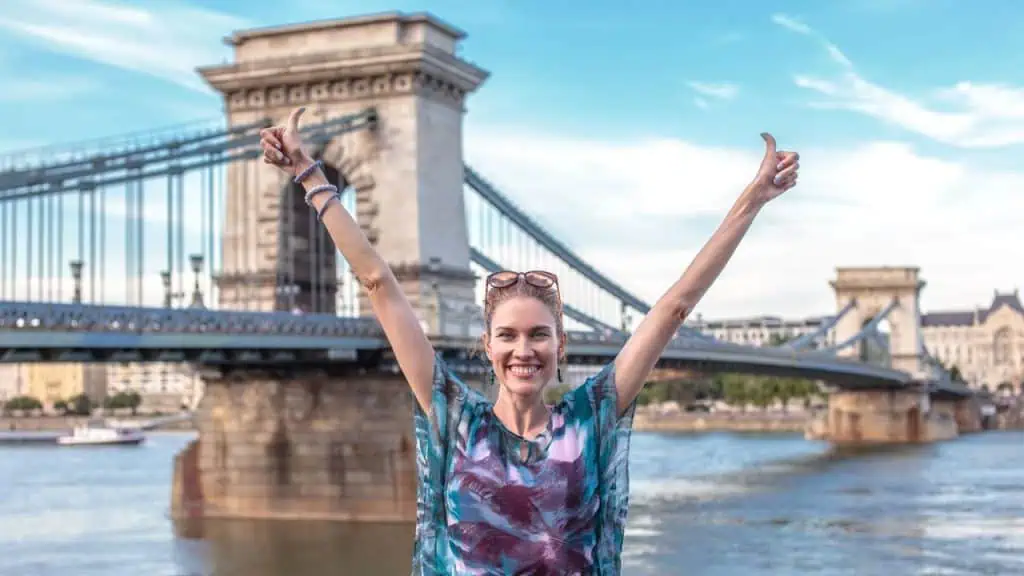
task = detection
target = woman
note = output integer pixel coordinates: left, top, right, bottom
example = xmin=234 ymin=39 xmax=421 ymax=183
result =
xmin=260 ymin=107 xmax=799 ymax=575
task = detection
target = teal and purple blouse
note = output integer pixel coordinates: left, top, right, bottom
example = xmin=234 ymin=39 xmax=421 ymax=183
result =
xmin=411 ymin=355 xmax=636 ymax=575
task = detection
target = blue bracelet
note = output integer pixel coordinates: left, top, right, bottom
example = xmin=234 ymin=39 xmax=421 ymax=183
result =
xmin=304 ymin=183 xmax=338 ymax=207
xmin=294 ymin=159 xmax=323 ymax=184
xmin=316 ymin=192 xmax=341 ymax=221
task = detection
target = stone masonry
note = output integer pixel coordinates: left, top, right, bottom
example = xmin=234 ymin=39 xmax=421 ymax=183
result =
xmin=175 ymin=369 xmax=418 ymax=521
xmin=830 ymin=267 xmax=926 ymax=377
xmin=199 ymin=12 xmax=489 ymax=335
xmin=803 ymin=388 xmax=981 ymax=444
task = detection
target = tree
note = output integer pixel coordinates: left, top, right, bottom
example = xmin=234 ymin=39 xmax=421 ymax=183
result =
xmin=53 ymin=399 xmax=69 ymax=415
xmin=722 ymin=374 xmax=749 ymax=410
xmin=126 ymin=391 xmax=142 ymax=415
xmin=4 ymin=395 xmax=42 ymax=413
xmin=67 ymin=394 xmax=92 ymax=416
xmin=948 ymin=364 xmax=964 ymax=383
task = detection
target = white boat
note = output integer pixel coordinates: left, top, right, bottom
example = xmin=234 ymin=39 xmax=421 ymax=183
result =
xmin=57 ymin=425 xmax=146 ymax=446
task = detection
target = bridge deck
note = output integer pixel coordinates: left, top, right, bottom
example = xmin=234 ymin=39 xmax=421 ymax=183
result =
xmin=0 ymin=301 xmax=911 ymax=388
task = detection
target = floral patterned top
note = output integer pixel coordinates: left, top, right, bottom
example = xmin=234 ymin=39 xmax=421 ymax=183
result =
xmin=411 ymin=355 xmax=636 ymax=575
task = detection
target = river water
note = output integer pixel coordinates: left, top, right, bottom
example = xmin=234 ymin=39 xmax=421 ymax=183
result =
xmin=1 ymin=430 xmax=1021 ymax=575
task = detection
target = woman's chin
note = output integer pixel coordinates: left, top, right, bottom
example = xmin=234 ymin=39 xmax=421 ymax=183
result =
xmin=502 ymin=374 xmax=548 ymax=396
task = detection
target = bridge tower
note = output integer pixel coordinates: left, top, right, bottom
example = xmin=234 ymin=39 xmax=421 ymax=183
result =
xmin=199 ymin=12 xmax=488 ymax=334
xmin=830 ymin=267 xmax=926 ymax=377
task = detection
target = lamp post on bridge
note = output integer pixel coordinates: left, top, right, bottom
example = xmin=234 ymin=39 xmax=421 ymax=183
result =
xmin=161 ymin=271 xmax=185 ymax=308
xmin=188 ymin=254 xmax=205 ymax=309
xmin=276 ymin=283 xmax=301 ymax=313
xmin=69 ymin=260 xmax=83 ymax=304
xmin=428 ymin=257 xmax=444 ymax=334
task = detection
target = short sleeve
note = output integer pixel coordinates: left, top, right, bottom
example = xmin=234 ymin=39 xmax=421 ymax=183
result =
xmin=570 ymin=362 xmax=636 ymax=574
xmin=411 ymin=353 xmax=478 ymax=575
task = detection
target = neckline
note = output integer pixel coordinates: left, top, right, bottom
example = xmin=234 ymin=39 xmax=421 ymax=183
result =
xmin=488 ymin=401 xmax=566 ymax=466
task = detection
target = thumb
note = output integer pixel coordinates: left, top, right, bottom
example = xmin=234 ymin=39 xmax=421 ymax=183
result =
xmin=760 ymin=132 xmax=777 ymax=161
xmin=287 ymin=107 xmax=306 ymax=134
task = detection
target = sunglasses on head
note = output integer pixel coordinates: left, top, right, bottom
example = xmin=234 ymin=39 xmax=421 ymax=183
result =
xmin=485 ymin=270 xmax=560 ymax=292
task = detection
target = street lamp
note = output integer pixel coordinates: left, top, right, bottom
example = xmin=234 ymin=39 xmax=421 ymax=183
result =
xmin=161 ymin=270 xmax=172 ymax=308
xmin=427 ymin=257 xmax=443 ymax=334
xmin=70 ymin=260 xmax=83 ymax=304
xmin=276 ymin=283 xmax=300 ymax=312
xmin=189 ymin=254 xmax=205 ymax=309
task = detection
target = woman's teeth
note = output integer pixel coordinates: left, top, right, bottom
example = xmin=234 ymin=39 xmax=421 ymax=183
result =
xmin=509 ymin=365 xmax=539 ymax=378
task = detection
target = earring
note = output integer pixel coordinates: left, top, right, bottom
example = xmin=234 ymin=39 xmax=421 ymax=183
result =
xmin=557 ymin=367 xmax=563 ymax=383
xmin=488 ymin=368 xmax=495 ymax=388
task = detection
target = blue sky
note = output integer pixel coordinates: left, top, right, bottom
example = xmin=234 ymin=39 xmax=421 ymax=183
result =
xmin=1 ymin=0 xmax=1022 ymax=318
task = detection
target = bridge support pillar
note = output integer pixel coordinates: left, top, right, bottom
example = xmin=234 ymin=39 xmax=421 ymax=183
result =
xmin=171 ymin=369 xmax=426 ymax=522
xmin=200 ymin=13 xmax=489 ymax=336
xmin=806 ymin=388 xmax=961 ymax=445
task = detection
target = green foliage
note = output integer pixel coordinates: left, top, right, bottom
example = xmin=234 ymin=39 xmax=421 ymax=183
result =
xmin=948 ymin=364 xmax=964 ymax=383
xmin=636 ymin=371 xmax=823 ymax=411
xmin=67 ymin=393 xmax=92 ymax=416
xmin=53 ymin=399 xmax=69 ymax=414
xmin=104 ymin=391 xmax=143 ymax=414
xmin=4 ymin=395 xmax=43 ymax=412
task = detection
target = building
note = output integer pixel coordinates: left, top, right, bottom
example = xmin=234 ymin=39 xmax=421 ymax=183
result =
xmin=25 ymin=363 xmax=107 ymax=409
xmin=922 ymin=290 xmax=1024 ymax=393
xmin=688 ymin=314 xmax=836 ymax=348
xmin=106 ymin=362 xmax=201 ymax=413
xmin=0 ymin=364 xmax=28 ymax=402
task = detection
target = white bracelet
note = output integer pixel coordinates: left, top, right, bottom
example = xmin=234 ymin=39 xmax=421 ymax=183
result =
xmin=304 ymin=184 xmax=338 ymax=207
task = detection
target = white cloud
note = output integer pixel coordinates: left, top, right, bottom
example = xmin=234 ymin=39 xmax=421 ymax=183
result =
xmin=0 ymin=77 xmax=99 ymax=101
xmin=687 ymin=81 xmax=740 ymax=101
xmin=772 ymin=13 xmax=1024 ymax=148
xmin=770 ymin=14 xmax=813 ymax=35
xmin=465 ymin=125 xmax=1024 ymax=320
xmin=0 ymin=0 xmax=247 ymax=93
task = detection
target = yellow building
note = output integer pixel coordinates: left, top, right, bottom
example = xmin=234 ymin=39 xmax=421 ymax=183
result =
xmin=25 ymin=363 xmax=107 ymax=409
xmin=922 ymin=290 xmax=1024 ymax=393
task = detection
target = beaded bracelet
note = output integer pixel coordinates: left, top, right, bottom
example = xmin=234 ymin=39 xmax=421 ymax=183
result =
xmin=304 ymin=183 xmax=338 ymax=207
xmin=294 ymin=159 xmax=323 ymax=184
xmin=316 ymin=192 xmax=341 ymax=221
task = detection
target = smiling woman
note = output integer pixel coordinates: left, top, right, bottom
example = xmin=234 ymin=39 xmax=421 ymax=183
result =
xmin=258 ymin=106 xmax=800 ymax=575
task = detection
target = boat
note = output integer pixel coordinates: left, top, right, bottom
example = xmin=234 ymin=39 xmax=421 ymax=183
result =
xmin=56 ymin=425 xmax=146 ymax=446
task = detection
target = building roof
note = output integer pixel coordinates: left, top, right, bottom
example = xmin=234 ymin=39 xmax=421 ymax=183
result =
xmin=921 ymin=289 xmax=1023 ymax=327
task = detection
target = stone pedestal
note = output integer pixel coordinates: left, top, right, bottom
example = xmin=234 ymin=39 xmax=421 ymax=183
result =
xmin=805 ymin=388 xmax=959 ymax=445
xmin=171 ymin=369 xmax=420 ymax=522
xmin=953 ymin=396 xmax=983 ymax=433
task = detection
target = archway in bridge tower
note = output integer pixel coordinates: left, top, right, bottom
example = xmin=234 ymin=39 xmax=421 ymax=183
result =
xmin=276 ymin=161 xmax=348 ymax=315
xmin=858 ymin=316 xmax=892 ymax=365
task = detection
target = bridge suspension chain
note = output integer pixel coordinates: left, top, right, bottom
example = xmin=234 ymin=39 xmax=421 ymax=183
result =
xmin=0 ymin=110 xmax=376 ymax=314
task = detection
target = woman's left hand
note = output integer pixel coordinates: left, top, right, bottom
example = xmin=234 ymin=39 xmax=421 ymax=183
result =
xmin=747 ymin=132 xmax=799 ymax=205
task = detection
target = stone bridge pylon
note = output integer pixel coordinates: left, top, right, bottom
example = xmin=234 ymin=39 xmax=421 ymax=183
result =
xmin=173 ymin=12 xmax=491 ymax=524
xmin=200 ymin=12 xmax=488 ymax=336
xmin=830 ymin=266 xmax=926 ymax=377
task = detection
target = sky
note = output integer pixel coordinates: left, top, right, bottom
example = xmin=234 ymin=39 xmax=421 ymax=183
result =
xmin=0 ymin=0 xmax=1022 ymax=320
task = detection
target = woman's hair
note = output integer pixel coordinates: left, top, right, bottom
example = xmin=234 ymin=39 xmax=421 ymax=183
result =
xmin=483 ymin=281 xmax=564 ymax=338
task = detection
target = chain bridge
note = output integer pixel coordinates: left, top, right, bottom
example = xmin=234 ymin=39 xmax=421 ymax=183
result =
xmin=0 ymin=12 xmax=983 ymax=523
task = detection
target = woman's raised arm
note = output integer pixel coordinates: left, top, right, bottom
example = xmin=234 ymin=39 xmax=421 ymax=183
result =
xmin=260 ymin=107 xmax=437 ymax=414
xmin=612 ymin=133 xmax=800 ymax=416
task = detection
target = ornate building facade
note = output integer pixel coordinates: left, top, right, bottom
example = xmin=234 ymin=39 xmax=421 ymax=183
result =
xmin=922 ymin=290 xmax=1024 ymax=392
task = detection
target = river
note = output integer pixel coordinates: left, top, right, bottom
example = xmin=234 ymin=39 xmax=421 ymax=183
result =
xmin=1 ymin=430 xmax=1021 ymax=575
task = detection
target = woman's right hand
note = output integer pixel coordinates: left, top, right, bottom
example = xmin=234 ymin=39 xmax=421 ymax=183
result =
xmin=260 ymin=107 xmax=311 ymax=177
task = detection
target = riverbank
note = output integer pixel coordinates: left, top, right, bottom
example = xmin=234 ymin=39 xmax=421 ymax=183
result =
xmin=1 ymin=415 xmax=195 ymax=432
xmin=633 ymin=408 xmax=809 ymax=434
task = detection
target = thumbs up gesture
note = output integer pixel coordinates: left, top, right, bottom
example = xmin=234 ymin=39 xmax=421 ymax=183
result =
xmin=748 ymin=133 xmax=799 ymax=205
xmin=260 ymin=107 xmax=311 ymax=176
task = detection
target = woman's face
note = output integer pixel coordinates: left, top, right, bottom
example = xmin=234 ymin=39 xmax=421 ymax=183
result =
xmin=485 ymin=296 xmax=562 ymax=397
